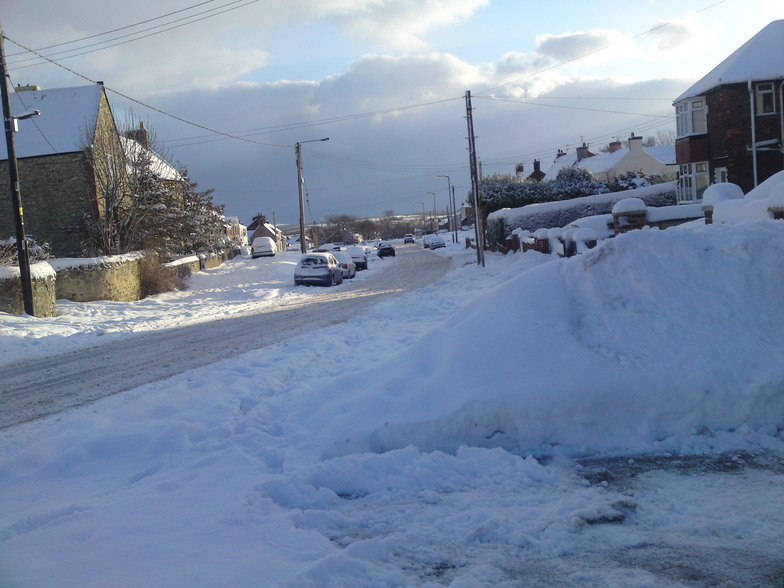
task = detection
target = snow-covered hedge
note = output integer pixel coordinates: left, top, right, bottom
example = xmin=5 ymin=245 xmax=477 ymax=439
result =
xmin=486 ymin=182 xmax=676 ymax=243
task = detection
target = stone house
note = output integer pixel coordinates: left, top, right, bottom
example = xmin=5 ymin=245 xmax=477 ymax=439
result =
xmin=673 ymin=20 xmax=784 ymax=203
xmin=0 ymin=83 xmax=121 ymax=256
xmin=544 ymin=134 xmax=676 ymax=182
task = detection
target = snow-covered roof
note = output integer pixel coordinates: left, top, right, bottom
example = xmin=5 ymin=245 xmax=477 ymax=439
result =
xmin=675 ymin=19 xmax=784 ymax=102
xmin=545 ymin=144 xmax=675 ymax=178
xmin=120 ymin=137 xmax=182 ymax=182
xmin=0 ymin=85 xmax=105 ymax=160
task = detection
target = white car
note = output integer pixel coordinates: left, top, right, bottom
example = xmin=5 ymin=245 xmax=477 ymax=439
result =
xmin=251 ymin=236 xmax=277 ymax=258
xmin=332 ymin=250 xmax=357 ymax=279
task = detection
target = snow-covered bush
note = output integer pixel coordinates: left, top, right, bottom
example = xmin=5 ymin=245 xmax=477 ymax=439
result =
xmin=485 ymin=182 xmax=677 ymax=243
xmin=0 ymin=237 xmax=52 ymax=267
xmin=550 ymin=167 xmax=609 ymax=200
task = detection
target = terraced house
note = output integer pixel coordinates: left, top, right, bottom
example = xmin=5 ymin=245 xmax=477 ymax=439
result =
xmin=674 ymin=20 xmax=784 ymax=203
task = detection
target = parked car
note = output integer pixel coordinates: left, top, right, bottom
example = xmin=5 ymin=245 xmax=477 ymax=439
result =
xmin=422 ymin=234 xmax=437 ymax=249
xmin=377 ymin=242 xmax=396 ymax=257
xmin=347 ymin=246 xmax=368 ymax=270
xmin=403 ymin=234 xmax=415 ymax=244
xmin=332 ymin=250 xmax=357 ymax=279
xmin=428 ymin=235 xmax=446 ymax=250
xmin=251 ymin=236 xmax=277 ymax=258
xmin=294 ymin=252 xmax=344 ymax=286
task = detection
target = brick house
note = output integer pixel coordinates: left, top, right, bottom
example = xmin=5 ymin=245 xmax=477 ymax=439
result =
xmin=0 ymin=83 xmax=121 ymax=256
xmin=673 ymin=20 xmax=784 ymax=203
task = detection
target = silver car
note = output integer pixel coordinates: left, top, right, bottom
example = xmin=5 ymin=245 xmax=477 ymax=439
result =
xmin=294 ymin=253 xmax=344 ymax=287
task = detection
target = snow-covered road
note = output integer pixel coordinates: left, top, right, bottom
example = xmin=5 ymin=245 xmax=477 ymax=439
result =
xmin=0 ymin=245 xmax=449 ymax=429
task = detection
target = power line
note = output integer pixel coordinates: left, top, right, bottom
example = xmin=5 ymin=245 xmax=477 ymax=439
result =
xmin=2 ymin=33 xmax=291 ymax=148
xmin=5 ymin=0 xmax=221 ymax=57
xmin=7 ymin=0 xmax=259 ymax=69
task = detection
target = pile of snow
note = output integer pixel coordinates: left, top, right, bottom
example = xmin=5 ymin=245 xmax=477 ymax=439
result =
xmin=294 ymin=222 xmax=784 ymax=460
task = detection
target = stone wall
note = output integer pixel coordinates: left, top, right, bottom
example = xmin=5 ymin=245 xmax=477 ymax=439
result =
xmin=0 ymin=263 xmax=57 ymax=317
xmin=50 ymin=253 xmax=146 ymax=302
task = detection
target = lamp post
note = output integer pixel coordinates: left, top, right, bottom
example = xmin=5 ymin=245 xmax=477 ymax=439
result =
xmin=1 ymin=27 xmax=40 ymax=316
xmin=437 ymin=175 xmax=457 ymax=243
xmin=426 ymin=191 xmax=436 ymax=233
xmin=295 ymin=137 xmax=329 ymax=253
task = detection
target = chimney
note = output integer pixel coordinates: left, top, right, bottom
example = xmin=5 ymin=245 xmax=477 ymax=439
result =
xmin=15 ymin=84 xmax=41 ymax=92
xmin=125 ymin=122 xmax=150 ymax=149
xmin=556 ymin=148 xmax=566 ymax=159
xmin=628 ymin=133 xmax=642 ymax=152
xmin=608 ymin=140 xmax=622 ymax=152
xmin=576 ymin=142 xmax=594 ymax=163
xmin=515 ymin=163 xmax=524 ymax=176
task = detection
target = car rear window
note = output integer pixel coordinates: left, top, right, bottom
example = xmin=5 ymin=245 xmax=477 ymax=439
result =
xmin=301 ymin=256 xmax=326 ymax=266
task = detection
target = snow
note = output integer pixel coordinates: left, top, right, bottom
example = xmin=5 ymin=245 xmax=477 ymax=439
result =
xmin=675 ymin=19 xmax=784 ymax=102
xmin=1 ymin=211 xmax=784 ymax=585
xmin=611 ymin=197 xmax=645 ymax=214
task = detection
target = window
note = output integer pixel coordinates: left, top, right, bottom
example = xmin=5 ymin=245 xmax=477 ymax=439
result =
xmin=678 ymin=162 xmax=710 ymax=203
xmin=715 ymin=167 xmax=728 ymax=183
xmin=676 ymin=99 xmax=707 ymax=137
xmin=756 ymin=83 xmax=775 ymax=114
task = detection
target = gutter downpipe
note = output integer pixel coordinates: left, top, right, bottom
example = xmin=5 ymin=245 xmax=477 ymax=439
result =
xmin=749 ymin=79 xmax=758 ymax=187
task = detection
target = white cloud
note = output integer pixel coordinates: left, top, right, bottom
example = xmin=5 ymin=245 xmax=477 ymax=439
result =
xmin=534 ymin=29 xmax=638 ymax=66
xmin=324 ymin=0 xmax=490 ymax=51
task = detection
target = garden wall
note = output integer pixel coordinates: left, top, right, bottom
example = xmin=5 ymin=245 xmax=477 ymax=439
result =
xmin=0 ymin=262 xmax=57 ymax=317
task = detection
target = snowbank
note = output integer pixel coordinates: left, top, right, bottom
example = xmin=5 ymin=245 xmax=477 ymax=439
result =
xmin=288 ymin=222 xmax=784 ymax=459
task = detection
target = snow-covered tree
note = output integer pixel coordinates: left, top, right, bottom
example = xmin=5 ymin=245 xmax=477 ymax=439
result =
xmin=81 ymin=115 xmax=223 ymax=257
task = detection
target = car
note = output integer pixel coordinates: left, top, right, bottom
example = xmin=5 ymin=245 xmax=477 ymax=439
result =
xmin=422 ymin=234 xmax=437 ymax=249
xmin=332 ymin=250 xmax=357 ymax=279
xmin=403 ymin=234 xmax=415 ymax=244
xmin=251 ymin=236 xmax=277 ymax=258
xmin=428 ymin=235 xmax=446 ymax=250
xmin=347 ymin=246 xmax=368 ymax=270
xmin=377 ymin=242 xmax=396 ymax=257
xmin=294 ymin=252 xmax=344 ymax=286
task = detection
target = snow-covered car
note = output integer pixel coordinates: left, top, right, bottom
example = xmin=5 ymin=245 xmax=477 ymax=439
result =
xmin=294 ymin=252 xmax=344 ymax=286
xmin=428 ymin=235 xmax=446 ymax=250
xmin=377 ymin=242 xmax=396 ymax=257
xmin=403 ymin=234 xmax=415 ymax=244
xmin=332 ymin=250 xmax=357 ymax=279
xmin=251 ymin=236 xmax=277 ymax=258
xmin=422 ymin=234 xmax=438 ymax=249
xmin=347 ymin=246 xmax=368 ymax=270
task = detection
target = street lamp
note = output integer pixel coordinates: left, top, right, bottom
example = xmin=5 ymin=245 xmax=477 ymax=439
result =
xmin=295 ymin=137 xmax=329 ymax=253
xmin=426 ymin=191 xmax=436 ymax=232
xmin=1 ymin=28 xmax=41 ymax=316
xmin=437 ymin=175 xmax=457 ymax=243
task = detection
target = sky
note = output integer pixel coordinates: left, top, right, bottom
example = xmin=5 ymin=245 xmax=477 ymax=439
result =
xmin=3 ymin=0 xmax=784 ymax=225
xmin=1 ymin=176 xmax=783 ymax=585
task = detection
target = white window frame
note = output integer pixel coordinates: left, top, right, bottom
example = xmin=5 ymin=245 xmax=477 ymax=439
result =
xmin=676 ymin=98 xmax=707 ymax=137
xmin=714 ymin=167 xmax=728 ymax=184
xmin=678 ymin=162 xmax=710 ymax=203
xmin=756 ymin=82 xmax=776 ymax=115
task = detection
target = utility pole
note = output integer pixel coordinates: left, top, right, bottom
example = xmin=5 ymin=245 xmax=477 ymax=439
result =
xmin=465 ymin=90 xmax=484 ymax=267
xmin=451 ymin=184 xmax=457 ymax=243
xmin=0 ymin=26 xmax=36 ymax=314
xmin=295 ymin=137 xmax=328 ymax=253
